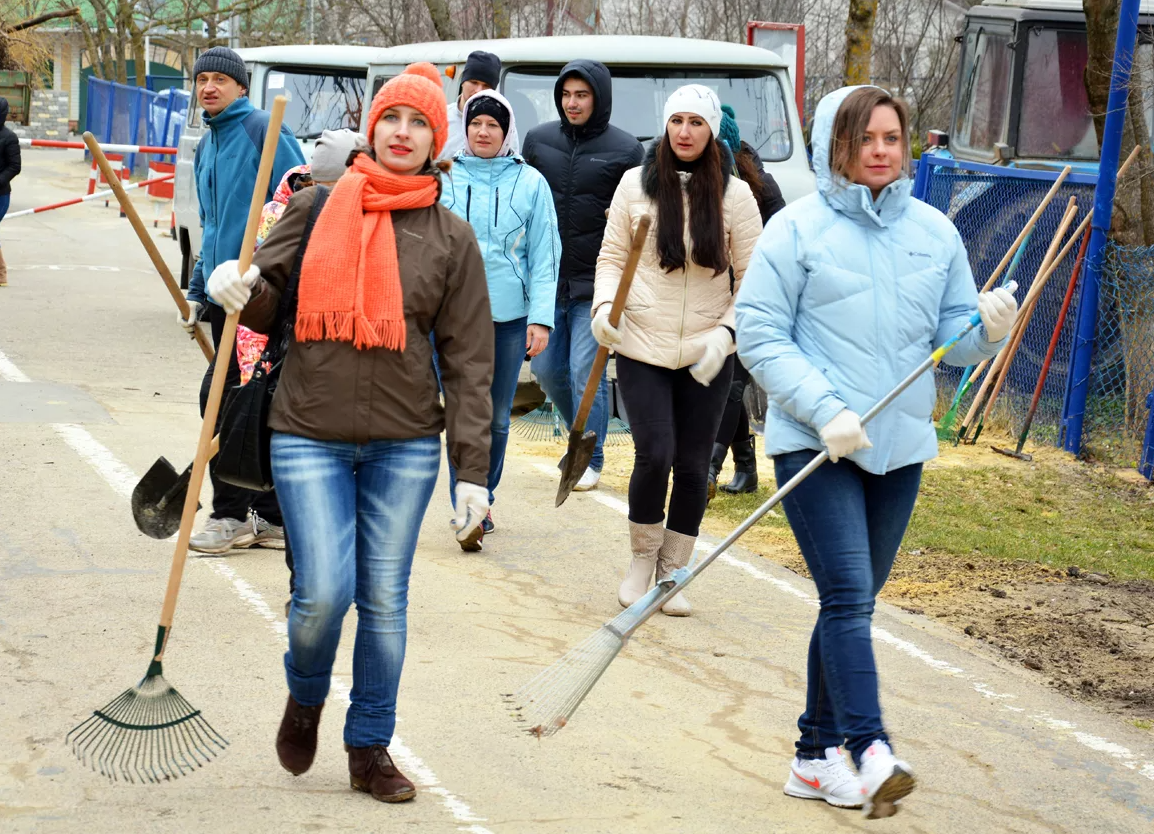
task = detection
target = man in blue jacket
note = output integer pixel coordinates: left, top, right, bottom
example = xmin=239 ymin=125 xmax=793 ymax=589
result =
xmin=179 ymin=46 xmax=305 ymax=554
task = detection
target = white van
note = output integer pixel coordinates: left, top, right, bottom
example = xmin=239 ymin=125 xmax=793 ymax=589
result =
xmin=174 ymin=44 xmax=386 ymax=287
xmin=364 ymin=36 xmax=815 ymax=203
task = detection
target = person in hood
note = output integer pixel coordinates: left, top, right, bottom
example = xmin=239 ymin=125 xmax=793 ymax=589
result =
xmin=0 ymin=96 xmax=21 ymax=287
xmin=735 ymin=86 xmax=1019 ymax=818
xmin=708 ymin=103 xmax=786 ymax=499
xmin=440 ymin=90 xmax=560 ymax=550
xmin=179 ymin=46 xmax=305 ymax=555
xmin=207 ymin=63 xmax=493 ymax=804
xmin=522 ymin=60 xmax=643 ymax=493
xmin=438 ymin=50 xmax=500 ymax=162
xmin=593 ymin=85 xmax=762 ymax=618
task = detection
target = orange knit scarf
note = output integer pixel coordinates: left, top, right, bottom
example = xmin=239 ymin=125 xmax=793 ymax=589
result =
xmin=295 ymin=153 xmax=439 ymax=351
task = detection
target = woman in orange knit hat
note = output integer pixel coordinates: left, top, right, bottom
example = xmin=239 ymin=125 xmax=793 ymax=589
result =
xmin=207 ymin=63 xmax=494 ymax=803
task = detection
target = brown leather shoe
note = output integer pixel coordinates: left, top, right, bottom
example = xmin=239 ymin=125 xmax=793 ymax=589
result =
xmin=275 ymin=695 xmax=323 ymax=775
xmin=347 ymin=744 xmax=416 ymax=802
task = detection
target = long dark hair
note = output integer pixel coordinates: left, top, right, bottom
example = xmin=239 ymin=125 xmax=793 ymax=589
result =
xmin=731 ymin=146 xmax=769 ymax=217
xmin=643 ymin=136 xmax=728 ymax=275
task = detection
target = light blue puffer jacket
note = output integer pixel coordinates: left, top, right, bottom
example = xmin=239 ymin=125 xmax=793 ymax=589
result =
xmin=735 ymin=86 xmax=1007 ymax=474
xmin=441 ymin=91 xmax=560 ymax=328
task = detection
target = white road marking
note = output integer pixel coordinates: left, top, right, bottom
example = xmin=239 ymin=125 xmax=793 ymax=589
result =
xmin=533 ymin=461 xmax=1154 ymax=779
xmin=1 ymin=347 xmax=493 ymax=831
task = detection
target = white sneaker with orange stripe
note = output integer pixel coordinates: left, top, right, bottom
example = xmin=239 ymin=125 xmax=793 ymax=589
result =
xmin=858 ymin=740 xmax=916 ymax=819
xmin=783 ymin=746 xmax=863 ymax=809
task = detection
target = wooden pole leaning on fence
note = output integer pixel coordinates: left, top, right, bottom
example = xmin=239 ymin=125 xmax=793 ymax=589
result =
xmin=82 ymin=132 xmax=215 ymax=364
xmin=980 ymin=166 xmax=1072 ymax=293
xmin=957 ymin=198 xmax=1078 ymax=440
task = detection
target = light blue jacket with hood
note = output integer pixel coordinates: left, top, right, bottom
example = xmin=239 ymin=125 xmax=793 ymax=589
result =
xmin=735 ymin=86 xmax=1007 ymax=474
xmin=441 ymin=90 xmax=560 ymax=328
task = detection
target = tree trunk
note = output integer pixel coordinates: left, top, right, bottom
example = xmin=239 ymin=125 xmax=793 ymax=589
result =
xmin=1082 ymin=0 xmax=1154 ymax=445
xmin=492 ymin=0 xmax=511 ymax=38
xmin=130 ymin=21 xmax=147 ymax=89
xmin=422 ymin=0 xmax=457 ymax=40
xmin=842 ymin=0 xmax=878 ymax=86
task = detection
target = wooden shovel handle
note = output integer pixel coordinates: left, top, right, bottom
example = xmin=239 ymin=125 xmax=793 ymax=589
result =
xmin=82 ymin=132 xmax=215 ymax=364
xmin=153 ymin=97 xmax=288 ymax=659
xmin=571 ymin=214 xmax=651 ymax=434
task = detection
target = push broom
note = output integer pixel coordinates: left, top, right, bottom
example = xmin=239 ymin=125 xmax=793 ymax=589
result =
xmin=67 ymin=96 xmax=289 ymax=783
xmin=506 ymin=284 xmax=1018 ymax=737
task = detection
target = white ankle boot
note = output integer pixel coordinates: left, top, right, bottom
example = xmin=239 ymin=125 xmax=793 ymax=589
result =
xmin=657 ymin=529 xmax=694 ymax=617
xmin=618 ymin=522 xmax=663 ymax=608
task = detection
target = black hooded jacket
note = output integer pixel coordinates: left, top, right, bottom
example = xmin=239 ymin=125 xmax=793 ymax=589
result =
xmin=521 ymin=61 xmax=643 ymax=303
xmin=739 ymin=141 xmax=786 ymax=225
xmin=0 ymin=98 xmax=21 ymax=197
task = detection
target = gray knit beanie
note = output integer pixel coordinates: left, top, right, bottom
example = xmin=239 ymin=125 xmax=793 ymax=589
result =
xmin=192 ymin=46 xmax=249 ymax=90
xmin=310 ymin=129 xmax=369 ymax=183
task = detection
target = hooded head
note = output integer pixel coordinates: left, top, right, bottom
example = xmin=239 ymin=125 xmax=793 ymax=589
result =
xmin=463 ymin=90 xmax=520 ymax=157
xmin=553 ymin=60 xmax=613 ymax=138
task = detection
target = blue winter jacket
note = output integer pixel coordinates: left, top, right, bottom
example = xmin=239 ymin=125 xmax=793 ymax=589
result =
xmin=188 ymin=97 xmax=305 ymax=305
xmin=735 ymin=86 xmax=1007 ymax=474
xmin=441 ymin=153 xmax=560 ymax=328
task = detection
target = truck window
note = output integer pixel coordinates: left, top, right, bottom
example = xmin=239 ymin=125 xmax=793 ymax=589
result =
xmin=265 ymin=67 xmax=366 ymax=140
xmin=504 ymin=69 xmax=793 ymax=161
xmin=1018 ymin=28 xmax=1097 ymax=159
xmin=953 ymin=29 xmax=1014 ymax=158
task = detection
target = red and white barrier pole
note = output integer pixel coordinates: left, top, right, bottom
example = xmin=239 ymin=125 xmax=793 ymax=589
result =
xmin=7 ymin=175 xmax=174 ymax=219
xmin=19 ymin=138 xmax=178 ymax=155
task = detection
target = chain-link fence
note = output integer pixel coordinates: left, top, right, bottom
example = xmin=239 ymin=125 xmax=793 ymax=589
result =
xmin=1081 ymin=242 xmax=1154 ymax=467
xmin=916 ymin=155 xmax=1097 ymax=444
xmin=85 ymin=78 xmax=189 ymax=174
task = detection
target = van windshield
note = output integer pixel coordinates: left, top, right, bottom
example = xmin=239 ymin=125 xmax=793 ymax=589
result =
xmin=265 ymin=68 xmax=366 ymax=140
xmin=503 ymin=68 xmax=792 ymax=161
xmin=952 ymin=28 xmax=1015 ymax=158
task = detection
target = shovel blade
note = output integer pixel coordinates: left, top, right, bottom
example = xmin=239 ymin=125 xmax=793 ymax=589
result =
xmin=556 ymin=429 xmax=598 ymax=507
xmin=132 ymin=456 xmax=196 ymax=539
xmin=991 ymin=445 xmax=1032 ymax=462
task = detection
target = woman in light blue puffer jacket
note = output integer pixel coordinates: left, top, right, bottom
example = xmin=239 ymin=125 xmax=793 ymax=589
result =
xmin=440 ymin=90 xmax=560 ymax=549
xmin=735 ymin=86 xmax=1018 ymax=818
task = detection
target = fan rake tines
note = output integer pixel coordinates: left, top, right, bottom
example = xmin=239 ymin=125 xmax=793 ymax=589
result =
xmin=67 ymin=673 xmax=227 ymax=783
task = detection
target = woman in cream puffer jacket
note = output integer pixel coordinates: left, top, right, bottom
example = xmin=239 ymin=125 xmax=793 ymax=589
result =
xmin=592 ymin=83 xmax=762 ymax=617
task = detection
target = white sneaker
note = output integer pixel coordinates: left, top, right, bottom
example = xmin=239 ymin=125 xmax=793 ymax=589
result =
xmin=858 ymin=740 xmax=916 ymax=819
xmin=783 ymin=746 xmax=863 ymax=809
xmin=573 ymin=467 xmax=600 ymax=492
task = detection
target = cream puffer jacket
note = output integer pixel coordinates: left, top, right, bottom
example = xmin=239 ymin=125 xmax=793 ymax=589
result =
xmin=593 ymin=148 xmax=764 ymax=370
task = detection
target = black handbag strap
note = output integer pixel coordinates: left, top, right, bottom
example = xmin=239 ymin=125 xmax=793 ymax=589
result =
xmin=266 ymin=185 xmax=331 ymax=360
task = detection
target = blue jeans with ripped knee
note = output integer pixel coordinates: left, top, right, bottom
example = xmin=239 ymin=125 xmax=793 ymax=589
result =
xmin=271 ymin=431 xmax=440 ymax=748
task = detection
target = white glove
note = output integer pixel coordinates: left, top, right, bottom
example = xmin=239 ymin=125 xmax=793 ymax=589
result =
xmin=689 ymin=327 xmax=733 ymax=386
xmin=819 ymin=408 xmax=872 ymax=463
xmin=207 ymin=259 xmax=260 ymax=315
xmin=590 ymin=306 xmax=622 ymax=348
xmin=451 ymin=482 xmax=490 ymax=542
xmin=177 ymin=299 xmax=203 ymax=335
xmin=978 ymin=284 xmax=1019 ymax=343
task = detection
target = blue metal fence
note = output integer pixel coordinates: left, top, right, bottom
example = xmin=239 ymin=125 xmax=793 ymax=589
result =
xmin=85 ymin=77 xmax=190 ymax=173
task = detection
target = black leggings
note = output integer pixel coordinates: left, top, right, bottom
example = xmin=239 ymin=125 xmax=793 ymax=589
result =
xmin=715 ymin=361 xmax=751 ymax=448
xmin=617 ymin=353 xmax=734 ymax=536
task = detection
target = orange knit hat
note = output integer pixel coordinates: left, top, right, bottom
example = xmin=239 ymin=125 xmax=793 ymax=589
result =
xmin=366 ymin=62 xmax=449 ymax=159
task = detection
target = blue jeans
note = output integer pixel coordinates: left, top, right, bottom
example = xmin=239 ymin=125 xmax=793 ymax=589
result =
xmin=443 ymin=317 xmax=528 ymax=505
xmin=529 ymin=299 xmax=608 ymax=472
xmin=271 ymin=431 xmax=440 ymax=748
xmin=773 ymin=451 xmax=923 ymax=767
xmin=0 ymin=192 xmax=9 ymax=234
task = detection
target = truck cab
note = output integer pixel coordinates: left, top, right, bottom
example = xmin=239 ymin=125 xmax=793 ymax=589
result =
xmin=945 ymin=0 xmax=1154 ymax=172
xmin=174 ymin=45 xmax=386 ymax=288
xmin=364 ymin=36 xmax=815 ymax=204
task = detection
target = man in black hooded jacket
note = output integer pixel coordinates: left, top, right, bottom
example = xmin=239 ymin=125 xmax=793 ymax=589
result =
xmin=522 ymin=60 xmax=642 ymax=491
xmin=0 ymin=97 xmax=21 ymax=287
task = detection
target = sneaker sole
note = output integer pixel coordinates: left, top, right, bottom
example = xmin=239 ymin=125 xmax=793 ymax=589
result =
xmin=189 ymin=533 xmax=258 ymax=555
xmin=783 ymin=780 xmax=862 ymax=809
xmin=865 ymin=766 xmax=916 ymax=819
xmin=253 ymin=534 xmax=286 ymax=550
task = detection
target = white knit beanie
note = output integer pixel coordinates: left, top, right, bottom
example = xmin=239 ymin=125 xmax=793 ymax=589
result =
xmin=663 ymin=84 xmax=722 ymax=137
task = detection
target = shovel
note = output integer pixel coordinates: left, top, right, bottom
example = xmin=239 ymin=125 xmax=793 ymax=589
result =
xmin=556 ymin=214 xmax=650 ymax=508
xmin=132 ymin=436 xmax=220 ymax=539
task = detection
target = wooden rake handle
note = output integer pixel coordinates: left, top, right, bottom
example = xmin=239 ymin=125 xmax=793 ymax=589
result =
xmin=82 ymin=132 xmax=215 ymax=364
xmin=571 ymin=214 xmax=651 ymax=435
xmin=153 ymin=96 xmax=288 ymax=661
